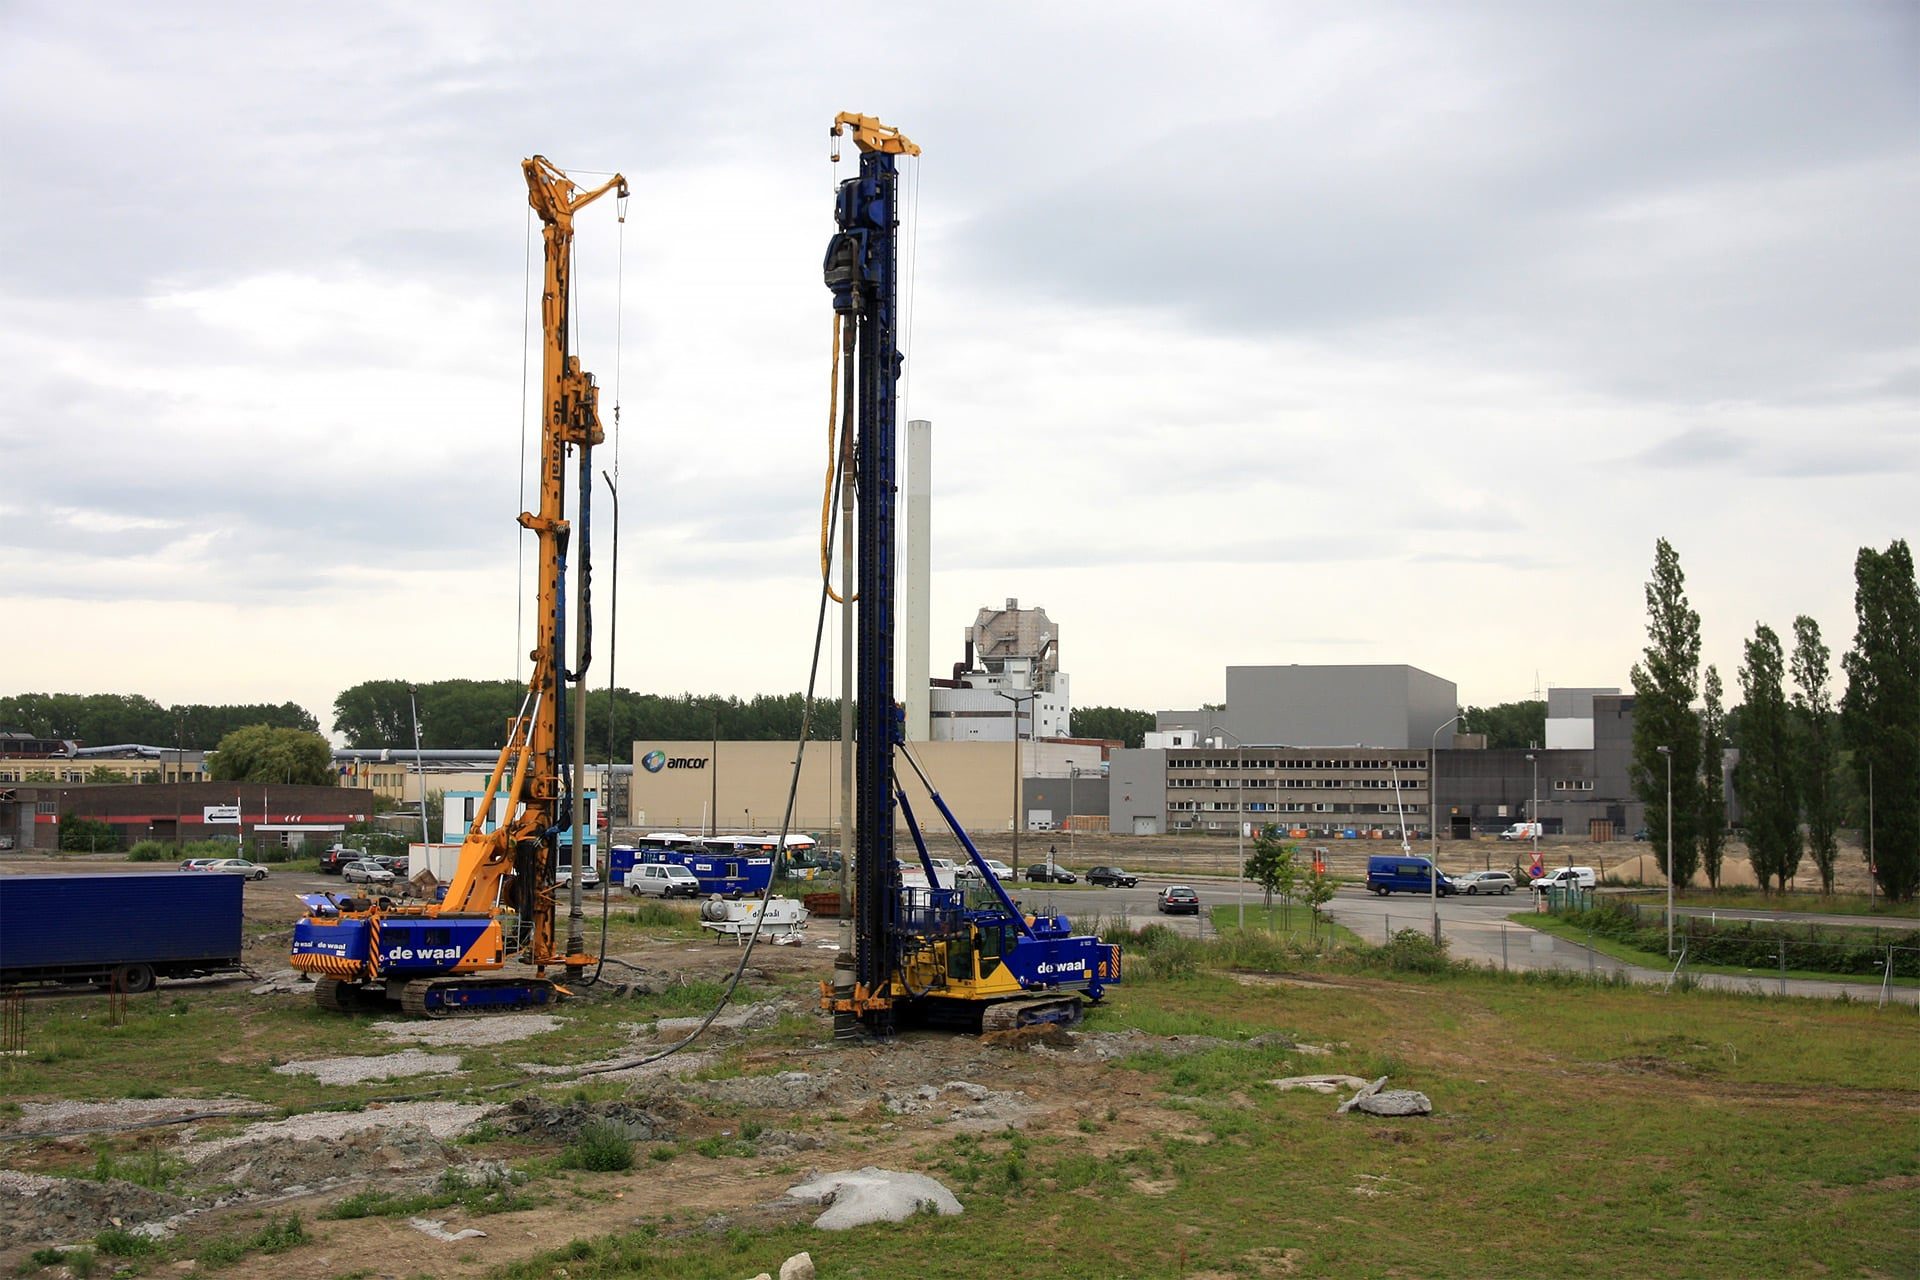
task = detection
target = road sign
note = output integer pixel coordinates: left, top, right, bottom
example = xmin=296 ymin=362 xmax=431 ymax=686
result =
xmin=1528 ymin=861 xmax=1543 ymax=879
xmin=203 ymin=805 xmax=240 ymax=825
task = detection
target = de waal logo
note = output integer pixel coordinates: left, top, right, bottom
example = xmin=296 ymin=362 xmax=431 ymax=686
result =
xmin=642 ymin=750 xmax=667 ymax=773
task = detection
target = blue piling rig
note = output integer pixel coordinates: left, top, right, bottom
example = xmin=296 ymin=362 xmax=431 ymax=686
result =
xmin=821 ymin=115 xmax=1120 ymax=1037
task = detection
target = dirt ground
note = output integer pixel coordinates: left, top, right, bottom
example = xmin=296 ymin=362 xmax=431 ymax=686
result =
xmin=0 ymin=908 xmax=1247 ymax=1279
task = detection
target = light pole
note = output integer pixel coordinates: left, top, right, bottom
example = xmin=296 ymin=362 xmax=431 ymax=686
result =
xmin=1067 ymin=763 xmax=1077 ymax=860
xmin=1657 ymin=745 xmax=1673 ymax=955
xmin=1525 ymin=753 xmax=1539 ymax=872
xmin=994 ymin=690 xmax=1035 ymax=870
xmin=1429 ymin=714 xmax=1462 ymax=868
xmin=406 ymin=684 xmax=429 ymax=849
xmin=1212 ymin=726 xmax=1247 ymax=929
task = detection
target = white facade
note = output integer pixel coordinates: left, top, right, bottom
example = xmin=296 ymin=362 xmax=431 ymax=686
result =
xmin=1545 ymin=687 xmax=1618 ymax=751
xmin=929 ymin=597 xmax=1073 ymax=742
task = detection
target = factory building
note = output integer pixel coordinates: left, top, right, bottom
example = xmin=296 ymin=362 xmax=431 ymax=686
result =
xmin=928 ymin=599 xmax=1072 ymax=742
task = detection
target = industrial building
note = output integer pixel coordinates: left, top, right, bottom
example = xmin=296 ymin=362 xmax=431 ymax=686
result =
xmin=0 ymin=781 xmax=374 ymax=852
xmin=1111 ymin=666 xmax=1650 ymax=841
xmin=928 ymin=598 xmax=1072 ymax=742
xmin=627 ymin=738 xmax=1107 ymax=835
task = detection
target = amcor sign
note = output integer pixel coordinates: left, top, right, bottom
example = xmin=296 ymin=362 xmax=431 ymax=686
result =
xmin=641 ymin=751 xmax=708 ymax=774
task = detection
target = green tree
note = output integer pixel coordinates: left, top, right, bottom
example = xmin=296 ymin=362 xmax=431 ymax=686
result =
xmin=1301 ymin=862 xmax=1337 ymax=939
xmin=1791 ymin=615 xmax=1841 ymax=893
xmin=1071 ymin=706 xmax=1155 ymax=749
xmin=208 ymin=725 xmax=334 ymax=785
xmin=1631 ymin=539 xmax=1703 ymax=889
xmin=0 ymin=693 xmax=314 ymax=749
xmin=331 ymin=680 xmax=420 ymax=747
xmin=1459 ymin=700 xmax=1546 ymax=750
xmin=1841 ymin=540 xmax=1920 ymax=901
xmin=58 ymin=814 xmax=122 ymax=852
xmin=1244 ymin=824 xmax=1297 ymax=910
xmin=1737 ymin=625 xmax=1801 ymax=894
xmin=1699 ymin=666 xmax=1727 ymax=889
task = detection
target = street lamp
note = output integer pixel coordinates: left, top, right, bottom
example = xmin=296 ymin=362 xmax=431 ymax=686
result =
xmin=407 ymin=684 xmax=429 ymax=849
xmin=994 ymin=690 xmax=1036 ymax=871
xmin=1212 ymin=726 xmax=1247 ymax=929
xmin=1657 ymin=745 xmax=1673 ymax=955
xmin=1429 ymin=714 xmax=1462 ymax=868
xmin=1067 ymin=763 xmax=1077 ymax=860
xmin=1525 ymin=752 xmax=1539 ymax=871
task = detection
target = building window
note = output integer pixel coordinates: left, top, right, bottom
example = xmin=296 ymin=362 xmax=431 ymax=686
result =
xmin=1313 ymin=802 xmax=1333 ymax=813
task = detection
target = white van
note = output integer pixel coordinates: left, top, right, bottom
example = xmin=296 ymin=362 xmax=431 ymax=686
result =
xmin=1530 ymin=866 xmax=1596 ymax=891
xmin=1499 ymin=822 xmax=1544 ymax=841
xmin=626 ymin=863 xmax=701 ymax=899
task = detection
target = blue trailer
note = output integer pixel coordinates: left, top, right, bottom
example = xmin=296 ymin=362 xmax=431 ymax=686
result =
xmin=0 ymin=873 xmax=246 ymax=993
xmin=628 ymin=843 xmax=773 ymax=898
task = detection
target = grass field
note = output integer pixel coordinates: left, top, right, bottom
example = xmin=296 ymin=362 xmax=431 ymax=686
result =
xmin=493 ymin=961 xmax=1919 ymax=1280
xmin=7 ymin=906 xmax=1916 ymax=1279
xmin=1519 ymin=911 xmax=1920 ymax=990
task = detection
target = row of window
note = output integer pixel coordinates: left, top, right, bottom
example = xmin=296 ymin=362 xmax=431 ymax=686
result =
xmin=1169 ymin=777 xmax=1425 ymax=790
xmin=1169 ymin=757 xmax=1427 ymax=771
xmin=1169 ymin=800 xmax=1425 ymax=815
xmin=1554 ymin=779 xmax=1595 ymax=791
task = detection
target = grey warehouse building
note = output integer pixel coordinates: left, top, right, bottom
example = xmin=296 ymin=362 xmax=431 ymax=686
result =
xmin=1158 ymin=664 xmax=1459 ymax=751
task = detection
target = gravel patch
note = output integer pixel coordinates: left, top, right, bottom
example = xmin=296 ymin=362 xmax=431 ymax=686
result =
xmin=4 ymin=1097 xmax=261 ymax=1137
xmin=273 ymin=1050 xmax=463 ymax=1084
xmin=371 ymin=1013 xmax=564 ymax=1046
xmin=0 ymin=1169 xmax=192 ymax=1248
xmin=183 ymin=1101 xmax=489 ymax=1160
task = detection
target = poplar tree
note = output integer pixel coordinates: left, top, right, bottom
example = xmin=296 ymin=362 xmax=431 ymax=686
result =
xmin=1842 ymin=541 xmax=1920 ymax=901
xmin=1631 ymin=539 xmax=1703 ymax=888
xmin=1790 ymin=615 xmax=1841 ymax=893
xmin=1737 ymin=625 xmax=1801 ymax=893
xmin=1699 ymin=666 xmax=1727 ymax=889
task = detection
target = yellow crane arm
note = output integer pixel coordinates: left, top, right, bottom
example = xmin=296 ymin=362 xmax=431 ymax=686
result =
xmin=831 ymin=112 xmax=921 ymax=156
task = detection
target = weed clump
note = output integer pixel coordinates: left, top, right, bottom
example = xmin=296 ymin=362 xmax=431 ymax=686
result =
xmin=560 ymin=1121 xmax=635 ymax=1172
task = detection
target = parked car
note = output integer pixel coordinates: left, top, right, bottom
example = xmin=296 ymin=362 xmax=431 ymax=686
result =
xmin=1531 ymin=866 xmax=1597 ymax=892
xmin=1632 ymin=828 xmax=1650 ymax=842
xmin=1453 ymin=870 xmax=1516 ymax=896
xmin=179 ymin=857 xmax=220 ymax=872
xmin=1024 ymin=864 xmax=1077 ymax=884
xmin=1365 ymin=855 xmax=1455 ymax=896
xmin=373 ymin=854 xmax=410 ymax=877
xmin=342 ymin=859 xmax=396 ymax=885
xmin=1086 ymin=866 xmax=1138 ymax=888
xmin=203 ymin=858 xmax=269 ymax=881
xmin=626 ymin=863 xmax=700 ymax=899
xmin=554 ymin=862 xmax=601 ymax=890
xmin=1498 ymin=822 xmax=1544 ymax=841
xmin=1158 ymin=885 xmax=1200 ymax=915
xmin=982 ymin=859 xmax=1014 ymax=880
xmin=319 ymin=846 xmax=366 ymax=875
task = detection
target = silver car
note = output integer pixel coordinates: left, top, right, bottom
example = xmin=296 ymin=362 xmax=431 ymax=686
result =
xmin=1454 ymin=870 xmax=1516 ymax=896
xmin=342 ymin=859 xmax=395 ymax=885
xmin=204 ymin=858 xmax=269 ymax=881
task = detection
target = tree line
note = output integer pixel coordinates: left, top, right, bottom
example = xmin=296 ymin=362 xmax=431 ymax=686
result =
xmin=1631 ymin=537 xmax=1916 ymax=901
xmin=0 ymin=693 xmax=318 ymax=750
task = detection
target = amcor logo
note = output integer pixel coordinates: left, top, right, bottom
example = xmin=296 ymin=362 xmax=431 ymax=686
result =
xmin=642 ymin=751 xmax=709 ymax=773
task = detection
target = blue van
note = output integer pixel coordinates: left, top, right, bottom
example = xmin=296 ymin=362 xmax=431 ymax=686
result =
xmin=1366 ymin=855 xmax=1455 ymax=896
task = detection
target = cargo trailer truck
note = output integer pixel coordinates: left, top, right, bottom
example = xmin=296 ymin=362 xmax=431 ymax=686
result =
xmin=1 ymin=873 xmax=246 ymax=992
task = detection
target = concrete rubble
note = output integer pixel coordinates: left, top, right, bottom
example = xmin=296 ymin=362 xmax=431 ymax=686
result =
xmin=1335 ymin=1075 xmax=1433 ymax=1116
xmin=881 ymin=1080 xmax=1033 ymax=1130
xmin=273 ymin=1049 xmax=462 ymax=1084
xmin=372 ymin=1012 xmax=563 ymax=1046
xmin=409 ymin=1216 xmax=488 ymax=1242
xmin=1271 ymin=1074 xmax=1371 ymax=1094
xmin=787 ymin=1167 xmax=963 ymax=1230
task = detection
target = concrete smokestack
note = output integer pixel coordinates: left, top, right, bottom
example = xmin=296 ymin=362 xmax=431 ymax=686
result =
xmin=904 ymin=418 xmax=932 ymax=742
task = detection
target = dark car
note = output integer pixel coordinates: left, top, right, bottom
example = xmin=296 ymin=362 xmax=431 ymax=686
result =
xmin=374 ymin=854 xmax=410 ymax=878
xmin=319 ymin=846 xmax=366 ymax=875
xmin=1024 ymin=864 xmax=1078 ymax=884
xmin=1086 ymin=866 xmax=1138 ymax=888
xmin=1157 ymin=885 xmax=1200 ymax=915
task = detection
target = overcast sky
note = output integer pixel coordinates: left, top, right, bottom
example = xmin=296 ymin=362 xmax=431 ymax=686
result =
xmin=2 ymin=2 xmax=1914 ymax=735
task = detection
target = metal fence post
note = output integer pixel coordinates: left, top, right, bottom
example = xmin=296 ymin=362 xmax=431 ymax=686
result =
xmin=1501 ymin=925 xmax=1508 ymax=972
xmin=1881 ymin=945 xmax=1894 ymax=1009
xmin=1588 ymin=932 xmax=1595 ymax=974
xmin=1779 ymin=941 xmax=1788 ymax=996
